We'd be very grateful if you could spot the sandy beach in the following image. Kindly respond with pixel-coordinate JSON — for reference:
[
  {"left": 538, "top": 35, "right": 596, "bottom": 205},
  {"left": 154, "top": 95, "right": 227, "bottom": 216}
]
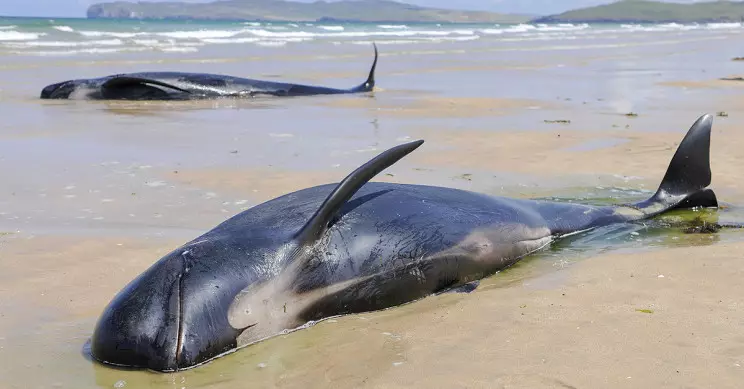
[{"left": 2, "top": 21, "right": 744, "bottom": 389}]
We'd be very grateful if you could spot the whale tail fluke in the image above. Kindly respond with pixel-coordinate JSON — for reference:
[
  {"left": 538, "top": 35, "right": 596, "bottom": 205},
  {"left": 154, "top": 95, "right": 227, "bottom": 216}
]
[
  {"left": 350, "top": 43, "right": 378, "bottom": 93},
  {"left": 633, "top": 113, "right": 718, "bottom": 216}
]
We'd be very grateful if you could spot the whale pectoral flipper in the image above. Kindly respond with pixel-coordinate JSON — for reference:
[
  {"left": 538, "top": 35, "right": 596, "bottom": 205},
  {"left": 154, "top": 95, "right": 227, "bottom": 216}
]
[
  {"left": 295, "top": 139, "right": 424, "bottom": 244},
  {"left": 632, "top": 113, "right": 718, "bottom": 215},
  {"left": 100, "top": 76, "right": 191, "bottom": 99},
  {"left": 438, "top": 280, "right": 481, "bottom": 295}
]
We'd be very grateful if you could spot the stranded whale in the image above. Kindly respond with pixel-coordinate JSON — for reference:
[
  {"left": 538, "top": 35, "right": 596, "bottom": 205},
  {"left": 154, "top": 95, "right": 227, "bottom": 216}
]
[
  {"left": 40, "top": 44, "right": 378, "bottom": 100},
  {"left": 90, "top": 114, "right": 719, "bottom": 372}
]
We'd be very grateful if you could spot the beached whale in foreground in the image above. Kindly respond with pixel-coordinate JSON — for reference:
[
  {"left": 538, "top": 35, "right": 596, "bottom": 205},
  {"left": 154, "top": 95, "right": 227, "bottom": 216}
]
[
  {"left": 90, "top": 114, "right": 719, "bottom": 372},
  {"left": 40, "top": 44, "right": 377, "bottom": 100}
]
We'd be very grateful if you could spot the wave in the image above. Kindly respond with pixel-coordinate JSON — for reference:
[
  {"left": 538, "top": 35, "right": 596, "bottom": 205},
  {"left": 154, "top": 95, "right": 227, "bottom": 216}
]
[
  {"left": 255, "top": 41, "right": 289, "bottom": 47},
  {"left": 69, "top": 27, "right": 479, "bottom": 41},
  {"left": 159, "top": 47, "right": 199, "bottom": 53},
  {"left": 705, "top": 22, "right": 742, "bottom": 29},
  {"left": 2, "top": 21, "right": 742, "bottom": 56},
  {"left": 534, "top": 23, "right": 590, "bottom": 32},
  {"left": 4, "top": 38, "right": 123, "bottom": 47},
  {"left": 318, "top": 25, "right": 344, "bottom": 31},
  {"left": 79, "top": 30, "right": 143, "bottom": 38},
  {"left": 346, "top": 35, "right": 480, "bottom": 45},
  {"left": 496, "top": 23, "right": 590, "bottom": 34},
  {"left": 200, "top": 37, "right": 261, "bottom": 44},
  {"left": 502, "top": 24, "right": 537, "bottom": 33},
  {"left": 0, "top": 31, "right": 45, "bottom": 41},
  {"left": 11, "top": 45, "right": 199, "bottom": 56},
  {"left": 200, "top": 37, "right": 312, "bottom": 44},
  {"left": 243, "top": 28, "right": 475, "bottom": 38},
  {"left": 156, "top": 29, "right": 244, "bottom": 39},
  {"left": 12, "top": 47, "right": 148, "bottom": 56},
  {"left": 130, "top": 38, "right": 160, "bottom": 46},
  {"left": 52, "top": 25, "right": 75, "bottom": 32},
  {"left": 618, "top": 22, "right": 742, "bottom": 32}
]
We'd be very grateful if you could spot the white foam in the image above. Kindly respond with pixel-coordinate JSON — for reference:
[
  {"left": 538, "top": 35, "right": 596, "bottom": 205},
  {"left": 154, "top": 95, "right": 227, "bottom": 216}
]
[
  {"left": 4, "top": 38, "right": 123, "bottom": 47},
  {"left": 255, "top": 41, "right": 288, "bottom": 47},
  {"left": 52, "top": 25, "right": 74, "bottom": 32},
  {"left": 3, "top": 21, "right": 738, "bottom": 55},
  {"left": 0, "top": 31, "right": 45, "bottom": 41},
  {"left": 706, "top": 22, "right": 742, "bottom": 29},
  {"left": 131, "top": 39, "right": 160, "bottom": 45},
  {"left": 159, "top": 47, "right": 199, "bottom": 53},
  {"left": 200, "top": 37, "right": 261, "bottom": 44},
  {"left": 318, "top": 25, "right": 344, "bottom": 31},
  {"left": 348, "top": 39, "right": 416, "bottom": 45},
  {"left": 13, "top": 45, "right": 197, "bottom": 56},
  {"left": 157, "top": 29, "right": 244, "bottom": 39},
  {"left": 79, "top": 30, "right": 143, "bottom": 38},
  {"left": 535, "top": 23, "right": 590, "bottom": 32},
  {"left": 620, "top": 22, "right": 704, "bottom": 32},
  {"left": 503, "top": 24, "right": 537, "bottom": 33},
  {"left": 378, "top": 24, "right": 408, "bottom": 29},
  {"left": 348, "top": 35, "right": 480, "bottom": 45},
  {"left": 244, "top": 28, "right": 475, "bottom": 38}
]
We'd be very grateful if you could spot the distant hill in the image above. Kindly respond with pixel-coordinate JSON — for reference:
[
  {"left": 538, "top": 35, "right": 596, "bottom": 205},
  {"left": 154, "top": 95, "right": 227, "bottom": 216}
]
[
  {"left": 533, "top": 0, "right": 744, "bottom": 23},
  {"left": 86, "top": 0, "right": 531, "bottom": 23}
]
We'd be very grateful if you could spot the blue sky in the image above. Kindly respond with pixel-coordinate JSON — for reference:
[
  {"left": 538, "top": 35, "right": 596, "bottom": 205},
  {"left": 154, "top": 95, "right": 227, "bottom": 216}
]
[{"left": 0, "top": 0, "right": 704, "bottom": 19}]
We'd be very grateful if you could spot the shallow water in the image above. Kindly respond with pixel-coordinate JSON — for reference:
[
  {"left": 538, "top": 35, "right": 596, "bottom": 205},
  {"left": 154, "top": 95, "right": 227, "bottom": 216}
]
[{"left": 3, "top": 21, "right": 744, "bottom": 389}]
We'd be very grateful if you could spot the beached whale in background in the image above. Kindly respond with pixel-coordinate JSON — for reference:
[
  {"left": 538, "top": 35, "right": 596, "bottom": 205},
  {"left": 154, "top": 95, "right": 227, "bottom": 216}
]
[
  {"left": 90, "top": 114, "right": 719, "bottom": 372},
  {"left": 40, "top": 44, "right": 377, "bottom": 100}
]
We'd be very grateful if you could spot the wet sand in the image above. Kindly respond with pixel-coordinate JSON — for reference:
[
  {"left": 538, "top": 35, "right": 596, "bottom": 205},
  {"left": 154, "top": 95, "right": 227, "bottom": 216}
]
[{"left": 2, "top": 32, "right": 744, "bottom": 389}]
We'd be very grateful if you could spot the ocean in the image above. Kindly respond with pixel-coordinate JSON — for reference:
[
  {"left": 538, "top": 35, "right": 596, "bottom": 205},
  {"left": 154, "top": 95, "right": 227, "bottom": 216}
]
[{"left": 1, "top": 16, "right": 744, "bottom": 57}]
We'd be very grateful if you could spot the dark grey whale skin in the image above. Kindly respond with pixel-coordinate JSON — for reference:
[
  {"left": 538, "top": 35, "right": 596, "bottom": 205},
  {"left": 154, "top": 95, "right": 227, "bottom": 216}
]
[
  {"left": 89, "top": 114, "right": 718, "bottom": 373},
  {"left": 40, "top": 44, "right": 377, "bottom": 100}
]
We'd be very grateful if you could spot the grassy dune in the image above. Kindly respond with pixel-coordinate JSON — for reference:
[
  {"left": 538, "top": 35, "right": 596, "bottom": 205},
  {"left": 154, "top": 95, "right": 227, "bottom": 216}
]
[{"left": 533, "top": 0, "right": 744, "bottom": 23}]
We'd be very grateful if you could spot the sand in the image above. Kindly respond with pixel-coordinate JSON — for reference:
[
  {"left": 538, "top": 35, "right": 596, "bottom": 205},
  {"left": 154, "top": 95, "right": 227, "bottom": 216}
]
[{"left": 2, "top": 29, "right": 744, "bottom": 389}]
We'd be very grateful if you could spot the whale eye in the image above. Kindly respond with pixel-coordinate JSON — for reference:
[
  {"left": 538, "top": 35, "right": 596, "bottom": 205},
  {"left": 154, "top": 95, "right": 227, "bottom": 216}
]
[{"left": 244, "top": 308, "right": 252, "bottom": 315}]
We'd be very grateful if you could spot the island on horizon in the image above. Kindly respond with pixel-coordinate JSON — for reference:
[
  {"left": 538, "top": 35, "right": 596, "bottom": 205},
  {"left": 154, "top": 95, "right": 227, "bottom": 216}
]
[{"left": 85, "top": 0, "right": 532, "bottom": 24}]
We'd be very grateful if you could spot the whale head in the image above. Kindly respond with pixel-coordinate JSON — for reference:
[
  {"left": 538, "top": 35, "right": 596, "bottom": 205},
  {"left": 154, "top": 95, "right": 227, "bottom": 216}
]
[
  {"left": 40, "top": 80, "right": 78, "bottom": 99},
  {"left": 88, "top": 237, "right": 289, "bottom": 372},
  {"left": 40, "top": 79, "right": 100, "bottom": 99}
]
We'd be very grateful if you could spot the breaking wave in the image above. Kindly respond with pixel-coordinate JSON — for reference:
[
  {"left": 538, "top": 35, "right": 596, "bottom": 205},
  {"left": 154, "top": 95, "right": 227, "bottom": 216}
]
[
  {"left": 0, "top": 31, "right": 45, "bottom": 41},
  {"left": 2, "top": 20, "right": 743, "bottom": 57}
]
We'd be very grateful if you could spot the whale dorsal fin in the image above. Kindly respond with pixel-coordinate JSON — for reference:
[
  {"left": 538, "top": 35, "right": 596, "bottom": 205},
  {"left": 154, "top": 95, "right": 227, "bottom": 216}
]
[{"left": 295, "top": 139, "right": 424, "bottom": 245}]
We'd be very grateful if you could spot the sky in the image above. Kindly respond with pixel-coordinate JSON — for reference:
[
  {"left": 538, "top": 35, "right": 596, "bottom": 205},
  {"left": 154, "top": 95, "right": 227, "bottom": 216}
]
[{"left": 0, "top": 0, "right": 708, "bottom": 19}]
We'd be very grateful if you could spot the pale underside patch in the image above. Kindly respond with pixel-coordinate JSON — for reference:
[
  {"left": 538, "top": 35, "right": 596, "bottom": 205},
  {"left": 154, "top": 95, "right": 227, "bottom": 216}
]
[{"left": 227, "top": 222, "right": 554, "bottom": 350}]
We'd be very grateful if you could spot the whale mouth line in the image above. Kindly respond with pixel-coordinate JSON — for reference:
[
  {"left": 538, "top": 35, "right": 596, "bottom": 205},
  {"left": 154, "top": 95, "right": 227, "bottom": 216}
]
[{"left": 175, "top": 272, "right": 185, "bottom": 369}]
